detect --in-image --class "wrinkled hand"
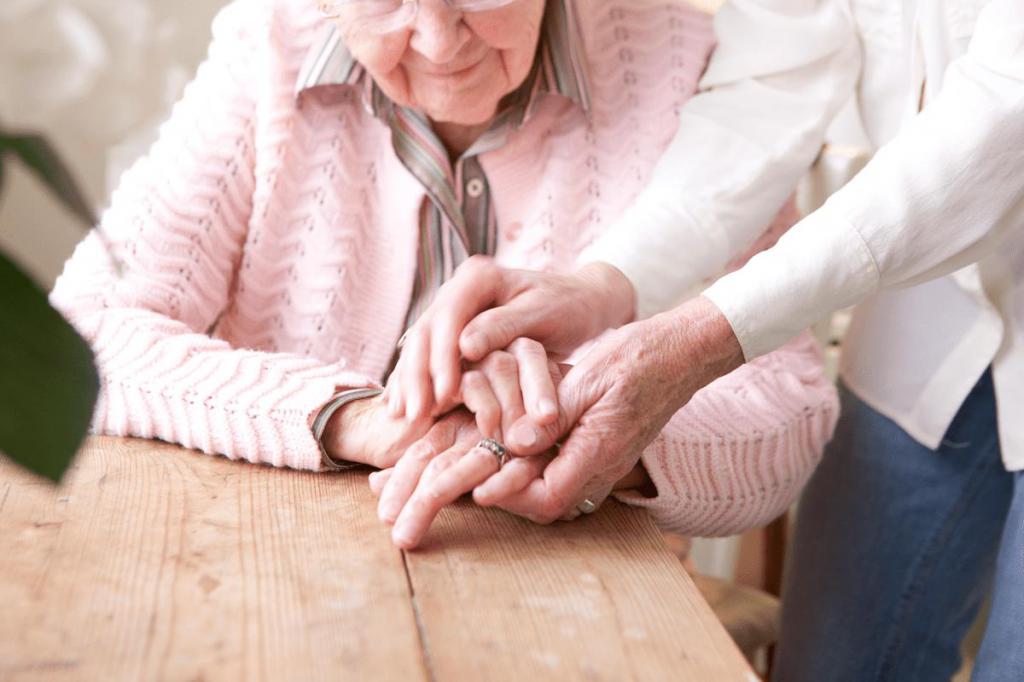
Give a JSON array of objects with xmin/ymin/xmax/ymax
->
[
  {"xmin": 477, "ymin": 296, "xmax": 745, "ymax": 524},
  {"xmin": 370, "ymin": 409, "xmax": 553, "ymax": 549},
  {"xmin": 384, "ymin": 257, "xmax": 635, "ymax": 422},
  {"xmin": 459, "ymin": 338, "xmax": 562, "ymax": 443},
  {"xmin": 321, "ymin": 394, "xmax": 434, "ymax": 469}
]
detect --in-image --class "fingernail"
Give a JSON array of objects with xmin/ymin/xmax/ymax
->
[
  {"xmin": 538, "ymin": 399, "xmax": 557, "ymax": 417},
  {"xmin": 511, "ymin": 423, "xmax": 538, "ymax": 448}
]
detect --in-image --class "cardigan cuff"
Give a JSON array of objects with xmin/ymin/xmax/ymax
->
[{"xmin": 312, "ymin": 387, "xmax": 384, "ymax": 470}]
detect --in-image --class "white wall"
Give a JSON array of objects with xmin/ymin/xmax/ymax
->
[{"xmin": 0, "ymin": 0, "xmax": 229, "ymax": 286}]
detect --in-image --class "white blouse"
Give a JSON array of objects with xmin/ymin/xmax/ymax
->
[{"xmin": 579, "ymin": 0, "xmax": 1024, "ymax": 469}]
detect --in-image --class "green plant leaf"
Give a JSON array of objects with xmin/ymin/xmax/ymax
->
[
  {"xmin": 0, "ymin": 132, "xmax": 96, "ymax": 227},
  {"xmin": 0, "ymin": 251, "xmax": 99, "ymax": 481}
]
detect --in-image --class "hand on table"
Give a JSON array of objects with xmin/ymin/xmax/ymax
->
[
  {"xmin": 369, "ymin": 335, "xmax": 653, "ymax": 548},
  {"xmin": 383, "ymin": 257, "xmax": 635, "ymax": 423},
  {"xmin": 373, "ymin": 338, "xmax": 560, "ymax": 547},
  {"xmin": 369, "ymin": 408, "xmax": 555, "ymax": 549}
]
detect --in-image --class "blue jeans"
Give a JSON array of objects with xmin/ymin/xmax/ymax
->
[{"xmin": 773, "ymin": 370, "xmax": 1024, "ymax": 681}]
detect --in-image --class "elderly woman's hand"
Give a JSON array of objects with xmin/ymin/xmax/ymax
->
[
  {"xmin": 370, "ymin": 408, "xmax": 553, "ymax": 549},
  {"xmin": 369, "ymin": 407, "xmax": 650, "ymax": 548},
  {"xmin": 384, "ymin": 257, "xmax": 635, "ymax": 422},
  {"xmin": 321, "ymin": 394, "xmax": 435, "ymax": 469},
  {"xmin": 457, "ymin": 338, "xmax": 563, "ymax": 445}
]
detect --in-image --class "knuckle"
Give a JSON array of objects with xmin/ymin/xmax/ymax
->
[
  {"xmin": 545, "ymin": 492, "xmax": 572, "ymax": 518},
  {"xmin": 486, "ymin": 351, "xmax": 518, "ymax": 377},
  {"xmin": 462, "ymin": 370, "xmax": 486, "ymax": 390},
  {"xmin": 406, "ymin": 441, "xmax": 436, "ymax": 464},
  {"xmin": 491, "ymin": 315, "xmax": 519, "ymax": 343},
  {"xmin": 511, "ymin": 337, "xmax": 544, "ymax": 357},
  {"xmin": 411, "ymin": 494, "xmax": 437, "ymax": 513},
  {"xmin": 470, "ymin": 447, "xmax": 497, "ymax": 468},
  {"xmin": 422, "ymin": 483, "xmax": 446, "ymax": 502},
  {"xmin": 425, "ymin": 455, "xmax": 453, "ymax": 477}
]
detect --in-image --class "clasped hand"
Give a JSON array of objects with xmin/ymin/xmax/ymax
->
[
  {"xmin": 362, "ymin": 256, "xmax": 687, "ymax": 549},
  {"xmin": 345, "ymin": 255, "xmax": 741, "ymax": 549}
]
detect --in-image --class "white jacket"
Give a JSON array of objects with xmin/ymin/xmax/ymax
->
[{"xmin": 580, "ymin": 0, "xmax": 1024, "ymax": 468}]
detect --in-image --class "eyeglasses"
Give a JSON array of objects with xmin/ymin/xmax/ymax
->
[{"xmin": 318, "ymin": 0, "xmax": 519, "ymax": 35}]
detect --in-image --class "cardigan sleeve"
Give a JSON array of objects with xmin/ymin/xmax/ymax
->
[
  {"xmin": 613, "ymin": 330, "xmax": 838, "ymax": 536},
  {"xmin": 50, "ymin": 1, "xmax": 376, "ymax": 471}
]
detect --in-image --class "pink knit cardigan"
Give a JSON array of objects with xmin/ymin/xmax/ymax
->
[{"xmin": 51, "ymin": 0, "xmax": 838, "ymax": 537}]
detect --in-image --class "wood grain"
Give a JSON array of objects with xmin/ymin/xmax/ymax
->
[
  {"xmin": 404, "ymin": 500, "xmax": 755, "ymax": 681},
  {"xmin": 0, "ymin": 437, "xmax": 426, "ymax": 682},
  {"xmin": 0, "ymin": 437, "xmax": 754, "ymax": 681}
]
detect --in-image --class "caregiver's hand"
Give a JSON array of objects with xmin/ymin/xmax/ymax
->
[
  {"xmin": 384, "ymin": 256, "xmax": 635, "ymax": 421},
  {"xmin": 483, "ymin": 296, "xmax": 745, "ymax": 523},
  {"xmin": 322, "ymin": 394, "xmax": 434, "ymax": 469}
]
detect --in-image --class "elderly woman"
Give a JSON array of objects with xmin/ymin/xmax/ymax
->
[{"xmin": 51, "ymin": 0, "xmax": 837, "ymax": 549}]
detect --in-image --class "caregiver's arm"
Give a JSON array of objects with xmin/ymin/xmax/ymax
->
[
  {"xmin": 705, "ymin": 0, "xmax": 1024, "ymax": 360},
  {"xmin": 578, "ymin": 0, "xmax": 861, "ymax": 319},
  {"xmin": 493, "ymin": 0, "xmax": 1024, "ymax": 521}
]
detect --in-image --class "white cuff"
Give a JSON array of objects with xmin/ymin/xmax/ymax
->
[{"xmin": 704, "ymin": 206, "xmax": 879, "ymax": 360}]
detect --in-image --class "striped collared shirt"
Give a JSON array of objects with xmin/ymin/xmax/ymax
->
[{"xmin": 295, "ymin": 3, "xmax": 591, "ymax": 343}]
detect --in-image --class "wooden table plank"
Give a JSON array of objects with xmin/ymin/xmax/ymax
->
[
  {"xmin": 0, "ymin": 437, "xmax": 755, "ymax": 681},
  {"xmin": 0, "ymin": 438, "xmax": 427, "ymax": 682},
  {"xmin": 405, "ymin": 500, "xmax": 755, "ymax": 681}
]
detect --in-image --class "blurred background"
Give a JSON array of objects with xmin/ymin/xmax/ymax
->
[{"xmin": 0, "ymin": 0, "xmax": 226, "ymax": 286}]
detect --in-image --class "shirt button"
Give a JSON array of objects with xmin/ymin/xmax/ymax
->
[{"xmin": 466, "ymin": 178, "xmax": 485, "ymax": 198}]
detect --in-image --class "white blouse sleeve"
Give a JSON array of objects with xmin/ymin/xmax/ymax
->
[
  {"xmin": 704, "ymin": 0, "xmax": 1024, "ymax": 360},
  {"xmin": 578, "ymin": 0, "xmax": 861, "ymax": 319}
]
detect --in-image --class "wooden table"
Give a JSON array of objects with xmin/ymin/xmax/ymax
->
[{"xmin": 0, "ymin": 437, "xmax": 755, "ymax": 681}]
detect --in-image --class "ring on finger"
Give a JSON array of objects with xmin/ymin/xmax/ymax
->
[
  {"xmin": 477, "ymin": 438, "xmax": 509, "ymax": 467},
  {"xmin": 577, "ymin": 498, "xmax": 598, "ymax": 515}
]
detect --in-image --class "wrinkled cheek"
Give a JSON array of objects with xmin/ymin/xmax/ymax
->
[{"xmin": 337, "ymin": 25, "xmax": 410, "ymax": 81}]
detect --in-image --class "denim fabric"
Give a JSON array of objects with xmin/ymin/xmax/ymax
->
[{"xmin": 773, "ymin": 370, "xmax": 1023, "ymax": 681}]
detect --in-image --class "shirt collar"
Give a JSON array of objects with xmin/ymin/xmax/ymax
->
[{"xmin": 294, "ymin": 1, "xmax": 591, "ymax": 115}]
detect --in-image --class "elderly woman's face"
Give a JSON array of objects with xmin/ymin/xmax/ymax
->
[{"xmin": 334, "ymin": 0, "xmax": 546, "ymax": 126}]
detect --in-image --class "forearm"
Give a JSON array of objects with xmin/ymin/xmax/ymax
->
[{"xmin": 60, "ymin": 304, "xmax": 377, "ymax": 470}]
